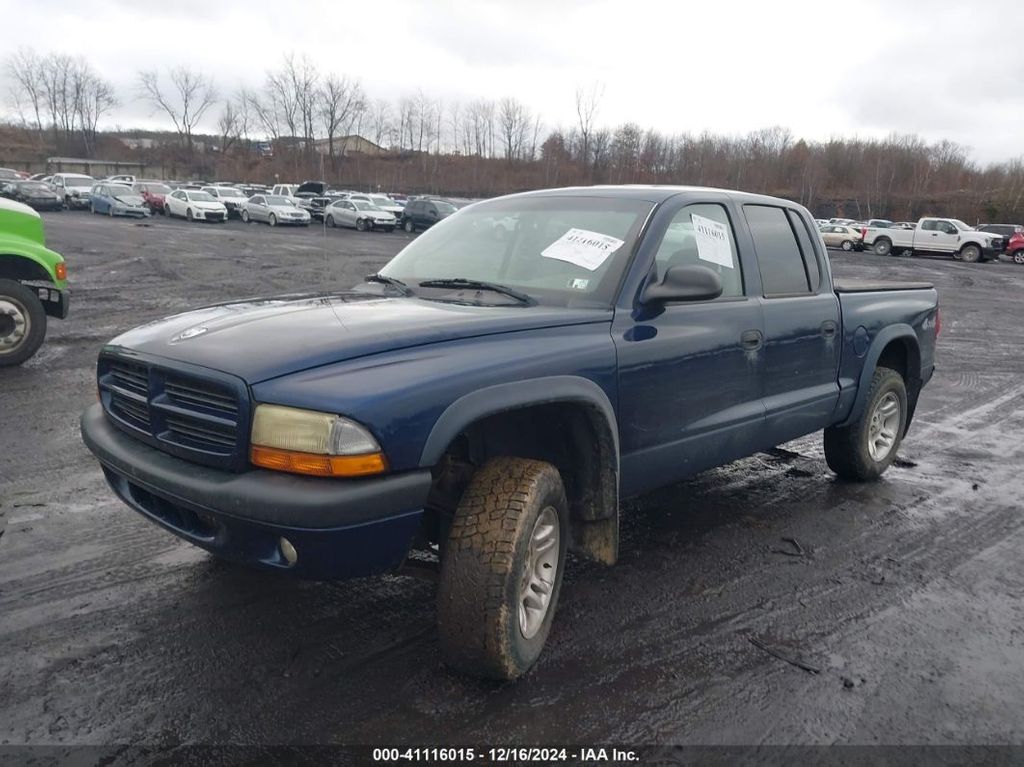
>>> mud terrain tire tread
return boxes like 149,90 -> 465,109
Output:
437,457 -> 568,680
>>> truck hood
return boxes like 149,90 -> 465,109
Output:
106,292 -> 611,383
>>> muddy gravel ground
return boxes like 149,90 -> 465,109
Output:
2,212 -> 1023,748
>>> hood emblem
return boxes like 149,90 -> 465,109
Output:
172,326 -> 208,342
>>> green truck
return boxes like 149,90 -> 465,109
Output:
0,196 -> 69,366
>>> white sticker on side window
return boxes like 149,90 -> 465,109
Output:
541,228 -> 625,271
692,213 -> 734,269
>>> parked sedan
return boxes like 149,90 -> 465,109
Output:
819,224 -> 864,251
133,181 -> 173,214
324,200 -> 397,232
201,186 -> 248,218
165,189 -> 228,222
49,173 -> 96,209
240,195 -> 311,226
1,180 -> 63,211
89,184 -> 150,218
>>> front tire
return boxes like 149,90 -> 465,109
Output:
356,218 -> 369,232
186,208 -> 194,222
325,215 -> 335,228
0,279 -> 47,367
437,457 -> 569,680
824,366 -> 908,481
1013,251 -> 1024,265
841,240 -> 853,252
960,244 -> 981,263
241,210 -> 250,223
269,213 -> 277,227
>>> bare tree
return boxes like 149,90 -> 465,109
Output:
138,66 -> 217,154
71,62 -> 116,155
574,82 -> 604,168
367,98 -> 392,148
218,92 -> 251,154
498,97 -> 530,162
319,74 -> 365,165
5,48 -> 46,138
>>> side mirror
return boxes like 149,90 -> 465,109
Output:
642,264 -> 723,304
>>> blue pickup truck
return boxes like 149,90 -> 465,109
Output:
81,186 -> 938,679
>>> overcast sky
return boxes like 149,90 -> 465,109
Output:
3,0 -> 1022,165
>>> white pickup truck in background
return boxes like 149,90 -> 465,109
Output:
862,217 -> 1006,262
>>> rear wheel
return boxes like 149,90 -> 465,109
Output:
437,457 -> 569,680
873,238 -> 892,256
404,219 -> 415,233
824,366 -> 907,481
0,279 -> 47,367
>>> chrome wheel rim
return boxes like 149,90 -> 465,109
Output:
1015,252 -> 1024,264
868,392 -> 900,462
518,506 -> 560,640
0,296 -> 30,354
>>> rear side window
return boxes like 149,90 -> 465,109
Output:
743,205 -> 811,296
786,209 -> 821,291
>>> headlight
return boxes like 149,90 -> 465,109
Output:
249,404 -> 386,477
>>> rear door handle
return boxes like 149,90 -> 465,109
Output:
821,320 -> 838,338
741,329 -> 763,350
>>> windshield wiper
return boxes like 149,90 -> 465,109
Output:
418,278 -> 534,305
364,273 -> 413,296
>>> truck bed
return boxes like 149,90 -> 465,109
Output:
834,278 -> 934,293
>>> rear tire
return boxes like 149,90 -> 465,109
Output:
0,279 -> 47,367
437,457 -> 569,680
404,219 -> 415,233
824,366 -> 907,481
873,238 -> 892,256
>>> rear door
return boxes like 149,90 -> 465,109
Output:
741,204 -> 841,445
614,197 -> 766,497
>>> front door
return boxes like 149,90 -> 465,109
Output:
614,199 -> 766,498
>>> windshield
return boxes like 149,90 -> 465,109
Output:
265,195 -> 293,206
65,175 -> 94,184
18,182 -> 50,192
352,201 -> 373,211
188,192 -> 216,202
380,195 -> 653,307
950,219 -> 973,231
143,183 -> 172,194
433,201 -> 457,214
370,196 -> 393,206
109,185 -> 135,196
218,187 -> 243,197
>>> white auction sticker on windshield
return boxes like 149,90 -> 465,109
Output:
541,228 -> 625,271
691,213 -> 734,269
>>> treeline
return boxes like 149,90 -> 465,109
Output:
5,49 -> 1024,221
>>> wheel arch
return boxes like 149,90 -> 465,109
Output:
420,376 -> 620,565
839,326 -> 921,431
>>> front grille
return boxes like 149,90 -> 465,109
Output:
98,354 -> 250,471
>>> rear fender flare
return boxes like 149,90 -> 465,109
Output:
837,324 -> 920,428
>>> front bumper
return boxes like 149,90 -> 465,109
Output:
65,195 -> 90,209
81,404 -> 432,580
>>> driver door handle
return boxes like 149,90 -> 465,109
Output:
741,329 -> 763,350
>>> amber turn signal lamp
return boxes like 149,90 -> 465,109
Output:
55,262 -> 67,281
250,445 -> 387,477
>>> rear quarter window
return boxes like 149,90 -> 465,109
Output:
743,204 -> 812,296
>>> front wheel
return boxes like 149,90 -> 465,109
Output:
437,457 -> 569,680
269,213 -> 277,227
241,210 -> 250,223
841,240 -> 853,252
356,218 -> 369,232
186,208 -> 194,222
959,244 -> 981,263
1013,251 -> 1024,265
824,366 -> 907,481
0,279 -> 47,367
325,215 -> 335,228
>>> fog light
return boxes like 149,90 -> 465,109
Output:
279,537 -> 298,567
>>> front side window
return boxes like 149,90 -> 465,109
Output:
651,203 -> 743,298
743,205 -> 812,296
